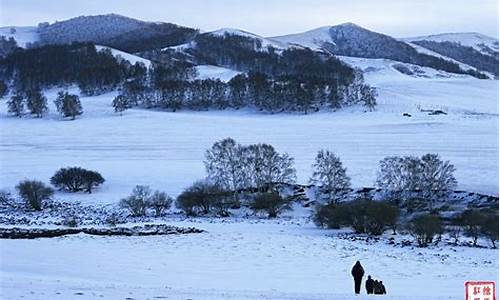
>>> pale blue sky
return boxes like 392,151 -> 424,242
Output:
0,0 -> 497,38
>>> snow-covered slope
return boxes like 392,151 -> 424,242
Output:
404,32 -> 499,55
210,28 -> 288,49
0,26 -> 39,47
269,25 -> 334,50
95,45 -> 151,67
195,65 -> 241,82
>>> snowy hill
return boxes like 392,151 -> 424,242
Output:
405,32 -> 499,56
271,23 -> 489,77
95,45 -> 152,67
209,28 -> 288,50
34,14 -> 197,53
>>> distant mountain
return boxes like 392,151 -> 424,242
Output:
0,14 -> 496,79
35,14 -> 198,53
271,23 -> 491,77
404,33 -> 498,76
405,32 -> 498,56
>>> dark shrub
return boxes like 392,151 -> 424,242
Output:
460,209 -> 483,246
313,199 -> 399,235
50,167 -> 105,193
176,180 -> 232,216
313,202 -> 351,229
480,211 -> 499,248
249,192 -> 292,218
16,180 -> 54,211
407,214 -> 443,247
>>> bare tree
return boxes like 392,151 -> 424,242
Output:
419,154 -> 457,211
310,150 -> 351,204
148,191 -> 173,217
119,185 -> 151,217
204,138 -> 247,202
245,143 -> 296,192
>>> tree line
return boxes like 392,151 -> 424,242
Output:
0,38 -> 377,115
117,33 -> 377,113
1,138 -> 497,247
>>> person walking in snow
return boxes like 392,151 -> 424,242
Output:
365,275 -> 374,294
351,261 -> 365,294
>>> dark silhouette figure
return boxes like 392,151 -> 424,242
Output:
365,275 -> 374,294
380,281 -> 387,294
351,261 -> 365,294
374,280 -> 382,295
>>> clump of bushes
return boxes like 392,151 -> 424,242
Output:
407,213 -> 443,247
16,179 -> 54,211
119,185 -> 173,217
459,209 -> 498,248
176,180 -> 233,217
249,192 -> 292,218
50,167 -> 105,193
314,199 -> 399,235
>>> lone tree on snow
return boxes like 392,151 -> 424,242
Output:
54,91 -> 83,120
50,167 -> 105,193
112,94 -> 131,115
310,150 -> 351,204
26,89 -> 48,118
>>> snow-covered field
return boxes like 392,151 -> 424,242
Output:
0,60 -> 498,299
1,218 -> 498,300
0,64 -> 497,201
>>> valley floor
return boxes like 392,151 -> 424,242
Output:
1,218 -> 498,300
0,61 -> 498,300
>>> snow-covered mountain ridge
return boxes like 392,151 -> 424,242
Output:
0,14 -> 497,79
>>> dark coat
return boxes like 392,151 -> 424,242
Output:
351,262 -> 365,279
365,277 -> 374,294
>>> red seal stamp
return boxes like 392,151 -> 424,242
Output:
466,281 -> 496,300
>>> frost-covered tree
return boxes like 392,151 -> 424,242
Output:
310,150 -> 351,204
7,93 -> 25,117
26,89 -> 48,117
112,94 -> 131,115
54,91 -> 83,120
